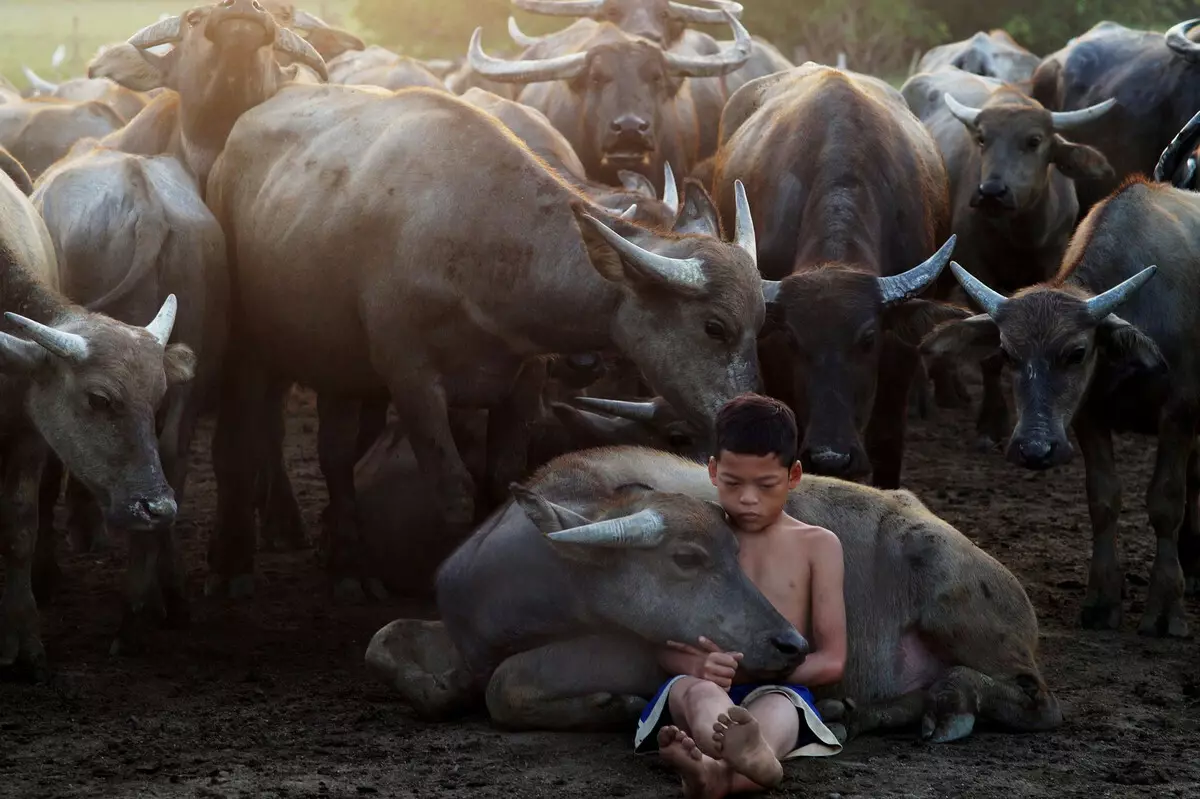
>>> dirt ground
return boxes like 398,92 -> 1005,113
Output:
2,388 -> 1198,799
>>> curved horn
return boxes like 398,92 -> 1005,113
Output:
578,213 -> 707,289
511,0 -> 606,17
733,180 -> 756,262
1166,19 -> 1200,63
4,313 -> 89,361
145,294 -> 178,346
1085,266 -> 1157,322
571,396 -> 660,421
507,16 -> 546,48
468,27 -> 587,83
762,280 -> 782,303
547,508 -> 666,548
619,204 -> 639,220
664,10 -> 752,78
1049,98 -> 1116,131
662,162 -> 679,216
877,235 -> 956,306
128,15 -> 183,50
950,261 -> 1007,317
668,1 -> 744,25
21,66 -> 58,95
943,93 -> 982,127
1155,107 -> 1200,183
275,26 -> 329,81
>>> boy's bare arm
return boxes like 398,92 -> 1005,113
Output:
785,530 -> 847,687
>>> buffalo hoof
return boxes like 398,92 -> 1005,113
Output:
815,698 -> 847,721
365,619 -> 475,720
921,711 -> 976,743
204,573 -> 256,600
826,722 -> 848,744
1136,607 -> 1190,639
1079,600 -> 1123,631
0,628 -> 48,683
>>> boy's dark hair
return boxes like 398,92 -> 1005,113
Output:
713,393 -> 798,467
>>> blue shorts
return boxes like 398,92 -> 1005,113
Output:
633,675 -> 842,759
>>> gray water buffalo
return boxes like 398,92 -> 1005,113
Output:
916,30 -> 1040,84
924,177 -> 1200,637
0,97 -> 124,180
365,447 -> 1061,741
0,168 -> 194,678
712,64 -> 964,488
205,86 -> 766,596
902,69 -> 1115,445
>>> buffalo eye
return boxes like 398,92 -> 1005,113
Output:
704,320 -> 728,342
1063,345 -> 1087,366
975,134 -> 986,148
857,327 -> 877,352
667,431 -> 693,450
1026,134 -> 1044,150
87,392 -> 112,412
671,547 -> 709,571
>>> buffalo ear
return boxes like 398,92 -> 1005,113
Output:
920,313 -> 1001,361
164,343 -> 196,385
1053,138 -> 1114,182
886,300 -> 973,346
672,179 -> 721,238
618,170 -> 657,200
0,332 -> 48,374
511,485 -> 592,534
88,43 -> 170,92
1096,314 -> 1165,373
1030,59 -> 1062,110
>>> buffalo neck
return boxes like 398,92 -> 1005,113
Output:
0,245 -> 69,329
790,184 -> 884,277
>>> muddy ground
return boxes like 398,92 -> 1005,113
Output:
1,389 -> 1197,799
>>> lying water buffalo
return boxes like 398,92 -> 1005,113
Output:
924,177 -> 1200,637
366,447 -> 1061,742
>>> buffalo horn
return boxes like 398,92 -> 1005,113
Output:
511,0 -> 605,17
571,396 -> 659,421
5,313 -> 89,361
761,280 -> 782,303
578,213 -> 707,289
943,93 -> 982,127
664,10 -> 751,78
468,27 -> 587,83
145,294 -> 178,346
1084,266 -> 1157,322
950,262 -> 1007,317
662,162 -> 679,216
128,15 -> 184,49
619,204 -> 639,220
669,1 -> 745,25
21,66 -> 58,95
293,8 -> 332,30
1049,98 -> 1116,131
1155,107 -> 1200,183
877,235 -> 956,306
733,180 -> 756,262
507,16 -> 545,48
1166,19 -> 1200,63
547,508 -> 667,548
274,26 -> 329,81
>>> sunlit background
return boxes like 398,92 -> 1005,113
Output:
4,0 -> 1200,88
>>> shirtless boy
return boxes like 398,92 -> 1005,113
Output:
633,394 -> 847,798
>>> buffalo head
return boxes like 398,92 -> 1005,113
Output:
510,0 -> 743,46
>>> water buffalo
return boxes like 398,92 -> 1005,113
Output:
365,447 -> 1061,741
0,145 -> 32,195
916,30 -> 1040,84
0,168 -> 194,678
0,97 -> 124,181
326,46 -> 447,92
923,177 -> 1200,637
20,68 -> 147,123
205,86 -> 767,596
469,11 -> 752,189
1155,109 -> 1200,191
711,64 -> 965,488
902,69 -> 1115,445
1031,18 -> 1200,216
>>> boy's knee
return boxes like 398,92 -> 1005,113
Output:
680,678 -> 728,708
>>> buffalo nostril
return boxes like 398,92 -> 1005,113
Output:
637,119 -> 650,132
609,120 -> 623,133
978,180 -> 1009,198
771,630 -> 809,659
808,449 -> 852,472
138,496 -> 178,524
252,0 -> 264,9
1019,440 -> 1054,463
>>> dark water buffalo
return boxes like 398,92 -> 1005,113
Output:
1031,19 -> 1200,215
712,64 -> 964,488
916,30 -> 1040,84
924,177 -> 1200,638
365,447 -> 1061,741
469,12 -> 752,188
0,97 -> 124,181
902,69 -> 1115,445
0,168 -> 194,678
206,87 -> 767,596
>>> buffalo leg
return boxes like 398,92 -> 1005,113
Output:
157,384 -> 199,629
1179,447 -> 1200,597
832,692 -> 926,740
356,397 -> 389,462
929,356 -> 971,410
1074,414 -> 1125,630
866,336 -> 919,489
390,378 -> 475,533
974,352 -> 1010,451
485,634 -> 661,731
65,476 -> 106,553
258,380 -> 306,552
485,360 -> 545,510
316,393 -> 376,600
1139,404 -> 1194,637
111,531 -> 163,656
32,454 -> 62,603
917,666 -> 1061,742
0,434 -> 48,680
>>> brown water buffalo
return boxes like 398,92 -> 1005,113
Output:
206,86 -> 767,597
20,68 -> 148,123
924,177 -> 1200,637
712,64 -> 964,488
916,30 -> 1040,84
365,447 -> 1061,741
469,11 -> 751,189
0,168 -> 194,679
0,97 -> 124,180
1031,18 -> 1200,216
902,69 -> 1115,446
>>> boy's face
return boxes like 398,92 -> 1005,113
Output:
708,450 -> 802,534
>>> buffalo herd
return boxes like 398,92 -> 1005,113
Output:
0,0 -> 1197,747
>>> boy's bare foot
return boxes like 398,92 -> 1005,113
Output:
658,726 -> 727,799
711,706 -> 784,788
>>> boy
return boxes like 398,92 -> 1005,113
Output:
634,394 -> 847,798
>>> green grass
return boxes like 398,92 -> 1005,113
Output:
0,0 -> 359,90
